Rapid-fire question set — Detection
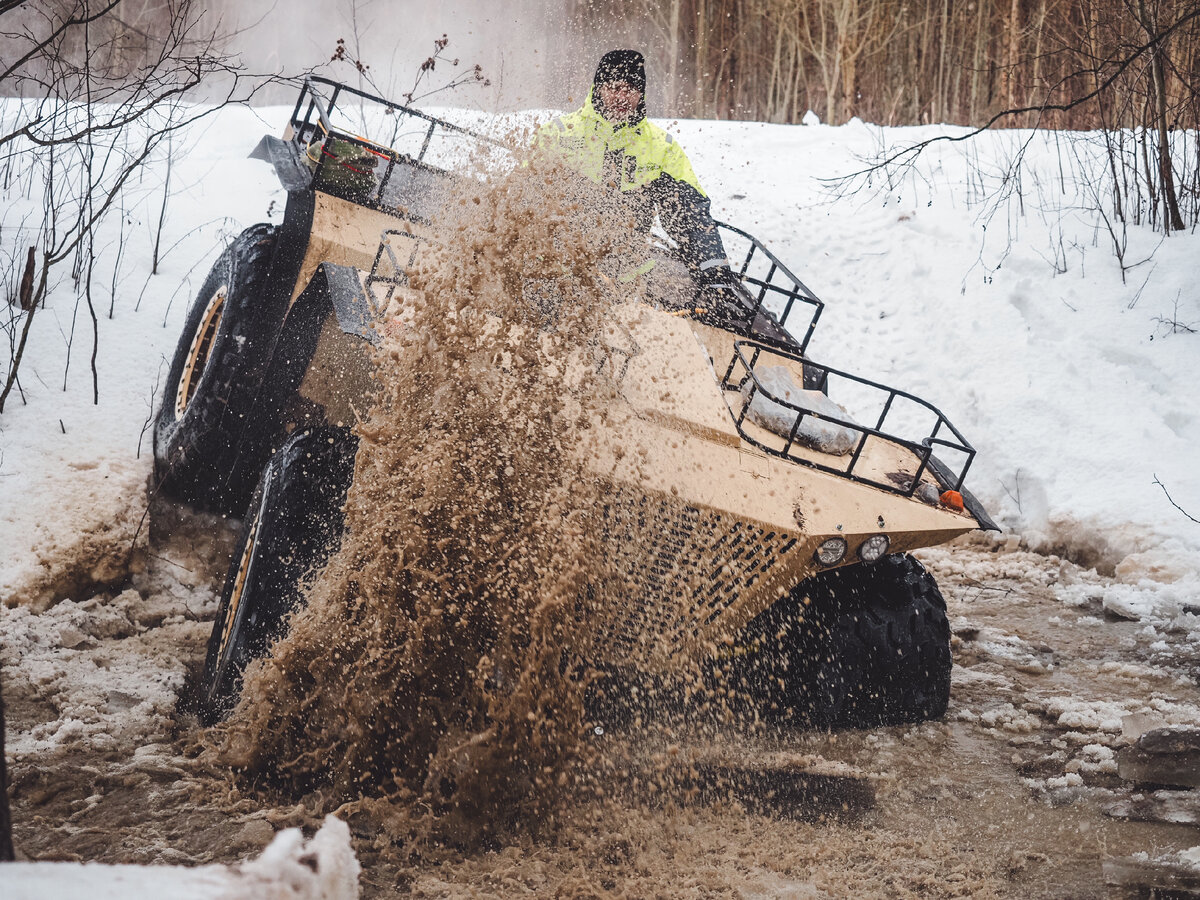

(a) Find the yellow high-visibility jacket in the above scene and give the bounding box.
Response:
[534,89,729,277]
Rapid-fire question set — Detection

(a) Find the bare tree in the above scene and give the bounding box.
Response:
[0,0,271,414]
[822,1,1200,249]
[792,0,899,123]
[569,0,1200,136]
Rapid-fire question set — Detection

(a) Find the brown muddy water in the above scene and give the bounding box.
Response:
[8,530,1200,897]
[7,160,1200,897]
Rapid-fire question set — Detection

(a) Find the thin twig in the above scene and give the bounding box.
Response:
[1153,475,1200,525]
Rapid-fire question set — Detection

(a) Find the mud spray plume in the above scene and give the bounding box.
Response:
[212,145,646,848]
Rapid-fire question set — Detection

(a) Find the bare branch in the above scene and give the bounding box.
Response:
[0,0,120,83]
[1153,475,1200,525]
[1,0,282,415]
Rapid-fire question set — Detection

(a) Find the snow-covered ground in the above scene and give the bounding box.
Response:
[2,98,1198,892]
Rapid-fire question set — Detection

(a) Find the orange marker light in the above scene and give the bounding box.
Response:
[940,490,964,511]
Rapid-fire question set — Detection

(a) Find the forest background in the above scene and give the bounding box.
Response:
[6,0,1199,128]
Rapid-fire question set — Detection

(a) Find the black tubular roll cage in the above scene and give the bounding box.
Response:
[362,225,976,499]
[715,220,823,354]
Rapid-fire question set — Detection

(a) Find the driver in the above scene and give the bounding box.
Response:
[534,49,736,296]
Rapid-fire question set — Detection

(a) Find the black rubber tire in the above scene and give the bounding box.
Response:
[154,223,280,515]
[726,553,952,728]
[191,426,358,724]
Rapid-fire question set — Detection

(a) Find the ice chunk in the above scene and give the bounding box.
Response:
[740,365,862,456]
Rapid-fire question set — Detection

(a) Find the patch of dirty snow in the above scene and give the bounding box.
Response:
[1,584,212,759]
[3,815,360,900]
[978,702,1040,734]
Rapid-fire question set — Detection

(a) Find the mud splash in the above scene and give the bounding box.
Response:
[215,151,652,846]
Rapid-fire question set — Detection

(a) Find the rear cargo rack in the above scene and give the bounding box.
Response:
[723,339,976,495]
[287,76,504,213]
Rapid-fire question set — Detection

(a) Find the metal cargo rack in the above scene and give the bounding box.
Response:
[286,75,505,215]
[714,221,824,354]
[364,228,427,304]
[723,339,976,497]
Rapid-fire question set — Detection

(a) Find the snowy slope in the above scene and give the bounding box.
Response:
[0,105,284,609]
[678,116,1200,617]
[2,102,1197,617]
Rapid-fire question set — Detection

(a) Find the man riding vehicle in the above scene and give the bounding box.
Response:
[534,50,737,302]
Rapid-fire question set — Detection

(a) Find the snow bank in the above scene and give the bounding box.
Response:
[3,815,360,900]
[0,101,278,610]
[1,586,207,757]
[0,460,148,611]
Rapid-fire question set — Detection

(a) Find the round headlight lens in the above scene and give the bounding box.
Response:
[859,534,890,562]
[814,536,848,566]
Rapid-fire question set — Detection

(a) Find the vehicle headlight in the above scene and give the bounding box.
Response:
[814,536,848,566]
[859,534,890,562]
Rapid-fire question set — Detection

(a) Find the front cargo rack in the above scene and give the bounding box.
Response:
[723,339,976,496]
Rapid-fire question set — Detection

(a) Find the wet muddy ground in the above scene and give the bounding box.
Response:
[6,519,1200,898]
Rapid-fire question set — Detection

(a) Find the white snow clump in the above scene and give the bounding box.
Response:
[741,364,861,455]
[3,815,360,900]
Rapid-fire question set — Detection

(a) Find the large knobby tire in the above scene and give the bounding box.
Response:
[191,426,357,724]
[726,553,952,728]
[154,223,279,514]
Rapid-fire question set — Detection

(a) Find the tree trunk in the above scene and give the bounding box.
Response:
[666,0,681,116]
[1136,0,1186,232]
[1,670,15,861]
[1006,0,1022,112]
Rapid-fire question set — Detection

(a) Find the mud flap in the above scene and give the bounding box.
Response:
[249,134,314,193]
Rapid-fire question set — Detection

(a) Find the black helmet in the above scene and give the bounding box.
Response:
[593,49,646,94]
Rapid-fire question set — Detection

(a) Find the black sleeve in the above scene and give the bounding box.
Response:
[649,173,729,274]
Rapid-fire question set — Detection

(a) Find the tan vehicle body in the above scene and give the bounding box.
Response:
[179,78,988,723]
[290,211,977,673]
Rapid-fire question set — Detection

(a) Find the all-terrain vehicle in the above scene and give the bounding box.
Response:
[153,77,997,727]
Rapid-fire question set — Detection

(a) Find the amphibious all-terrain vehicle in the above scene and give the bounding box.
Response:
[154,77,997,727]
